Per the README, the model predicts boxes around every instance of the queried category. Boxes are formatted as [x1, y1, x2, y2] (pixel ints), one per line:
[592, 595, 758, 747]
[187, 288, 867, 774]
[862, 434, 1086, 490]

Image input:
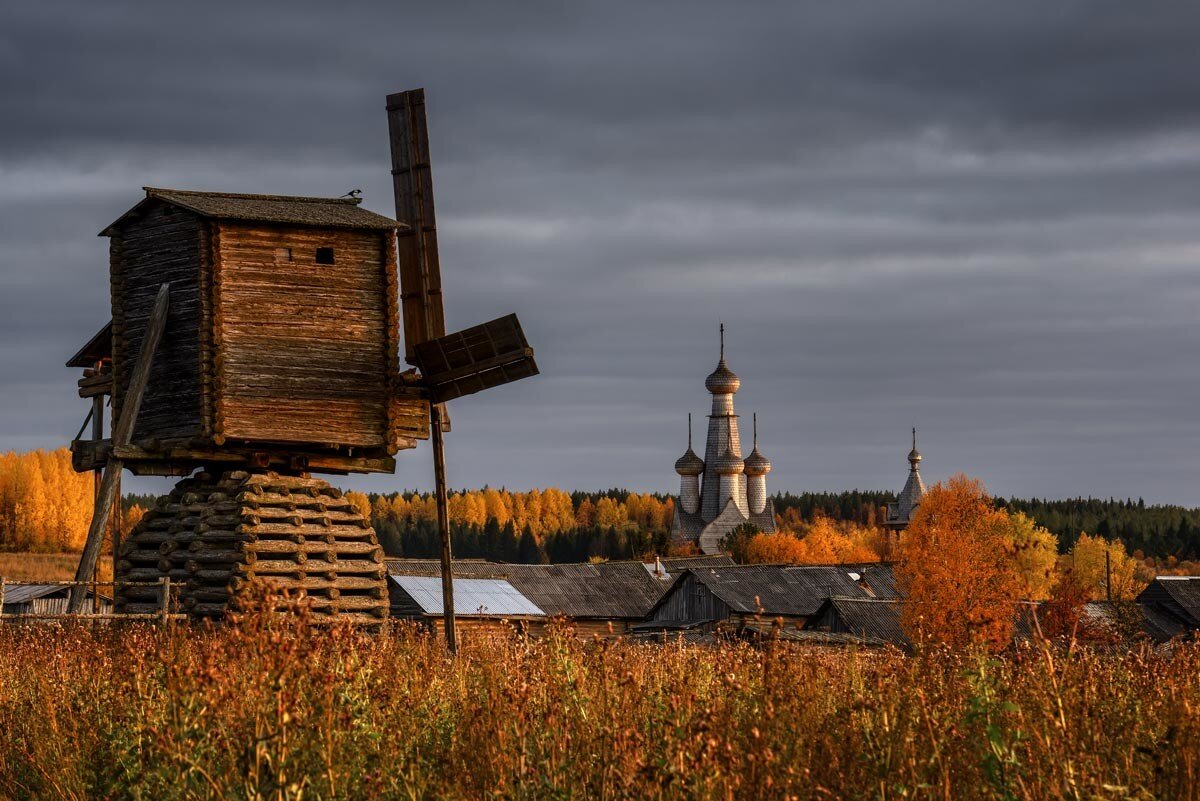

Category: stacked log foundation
[116, 470, 388, 622]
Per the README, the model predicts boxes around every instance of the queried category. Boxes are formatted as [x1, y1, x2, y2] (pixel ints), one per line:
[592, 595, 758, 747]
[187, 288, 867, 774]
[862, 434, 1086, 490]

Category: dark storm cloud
[2, 0, 1199, 502]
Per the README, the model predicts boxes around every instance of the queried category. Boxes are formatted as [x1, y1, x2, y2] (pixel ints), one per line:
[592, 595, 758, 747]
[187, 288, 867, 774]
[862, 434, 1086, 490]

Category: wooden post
[70, 283, 170, 612]
[91, 389, 104, 614]
[430, 403, 456, 653]
[1105, 549, 1112, 603]
[159, 576, 171, 625]
[0, 577, 6, 620]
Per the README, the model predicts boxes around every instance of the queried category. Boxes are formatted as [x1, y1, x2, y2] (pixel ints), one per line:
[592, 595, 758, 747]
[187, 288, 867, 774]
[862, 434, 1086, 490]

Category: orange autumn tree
[743, 531, 807, 563]
[897, 474, 1023, 650]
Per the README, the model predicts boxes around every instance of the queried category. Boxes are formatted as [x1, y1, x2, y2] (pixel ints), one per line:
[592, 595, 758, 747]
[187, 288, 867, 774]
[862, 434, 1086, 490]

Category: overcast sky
[2, 1, 1199, 503]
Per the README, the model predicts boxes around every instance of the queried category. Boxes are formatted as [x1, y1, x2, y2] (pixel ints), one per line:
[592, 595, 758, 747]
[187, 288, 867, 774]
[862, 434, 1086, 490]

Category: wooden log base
[114, 470, 389, 622]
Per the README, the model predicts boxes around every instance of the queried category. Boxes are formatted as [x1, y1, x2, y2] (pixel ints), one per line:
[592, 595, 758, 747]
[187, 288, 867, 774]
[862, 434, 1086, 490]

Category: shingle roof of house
[101, 187, 404, 235]
[389, 576, 544, 618]
[655, 555, 735, 571]
[0, 584, 109, 605]
[1, 584, 66, 605]
[1150, 577, 1200, 622]
[385, 559, 668, 619]
[818, 597, 908, 647]
[1134, 576, 1200, 642]
[661, 562, 898, 618]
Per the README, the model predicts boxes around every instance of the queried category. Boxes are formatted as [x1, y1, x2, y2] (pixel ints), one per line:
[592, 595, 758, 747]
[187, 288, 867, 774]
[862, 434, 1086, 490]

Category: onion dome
[705, 359, 740, 395]
[908, 427, 922, 467]
[744, 447, 771, 476]
[675, 448, 704, 476]
[715, 446, 745, 475]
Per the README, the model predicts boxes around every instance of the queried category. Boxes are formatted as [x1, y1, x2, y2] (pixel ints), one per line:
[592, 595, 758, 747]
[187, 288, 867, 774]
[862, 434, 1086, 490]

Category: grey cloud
[1, 0, 1198, 503]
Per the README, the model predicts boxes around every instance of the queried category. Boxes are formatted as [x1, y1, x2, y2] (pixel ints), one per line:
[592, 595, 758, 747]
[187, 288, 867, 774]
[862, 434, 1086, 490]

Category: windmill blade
[386, 88, 446, 364]
[413, 314, 538, 404]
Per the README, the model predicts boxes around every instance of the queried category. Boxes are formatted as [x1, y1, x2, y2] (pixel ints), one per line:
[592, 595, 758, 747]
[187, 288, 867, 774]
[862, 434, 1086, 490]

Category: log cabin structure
[74, 187, 428, 478]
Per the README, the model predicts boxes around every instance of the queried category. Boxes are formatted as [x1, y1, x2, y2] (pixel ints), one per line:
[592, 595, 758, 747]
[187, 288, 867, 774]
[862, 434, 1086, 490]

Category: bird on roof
[341, 189, 363, 199]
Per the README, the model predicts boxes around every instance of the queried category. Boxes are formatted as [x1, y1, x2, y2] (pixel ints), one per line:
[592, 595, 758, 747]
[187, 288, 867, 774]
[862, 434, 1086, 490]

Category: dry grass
[0, 551, 111, 583]
[0, 605, 1196, 800]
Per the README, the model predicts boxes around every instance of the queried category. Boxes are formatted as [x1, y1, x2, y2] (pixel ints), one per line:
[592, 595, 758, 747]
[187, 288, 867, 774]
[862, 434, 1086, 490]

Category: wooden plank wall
[649, 574, 730, 624]
[110, 203, 202, 443]
[214, 224, 391, 448]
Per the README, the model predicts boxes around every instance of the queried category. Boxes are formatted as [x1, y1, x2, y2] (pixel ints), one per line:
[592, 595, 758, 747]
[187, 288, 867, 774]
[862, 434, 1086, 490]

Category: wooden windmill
[66, 89, 537, 641]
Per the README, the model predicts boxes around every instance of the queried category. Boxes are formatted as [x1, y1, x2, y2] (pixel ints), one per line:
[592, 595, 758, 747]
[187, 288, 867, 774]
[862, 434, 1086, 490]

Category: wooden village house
[641, 563, 899, 635]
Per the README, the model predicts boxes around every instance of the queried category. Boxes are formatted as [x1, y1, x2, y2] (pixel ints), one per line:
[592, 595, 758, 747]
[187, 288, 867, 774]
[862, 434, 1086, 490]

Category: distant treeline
[996, 496, 1200, 560]
[121, 487, 1200, 563]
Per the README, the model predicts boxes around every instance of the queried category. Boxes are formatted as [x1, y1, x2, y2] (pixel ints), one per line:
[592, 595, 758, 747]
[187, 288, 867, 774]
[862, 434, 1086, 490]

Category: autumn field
[0, 607, 1195, 801]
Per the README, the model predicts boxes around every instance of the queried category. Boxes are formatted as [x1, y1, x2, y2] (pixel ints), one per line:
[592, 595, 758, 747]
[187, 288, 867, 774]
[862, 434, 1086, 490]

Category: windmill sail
[387, 88, 446, 363]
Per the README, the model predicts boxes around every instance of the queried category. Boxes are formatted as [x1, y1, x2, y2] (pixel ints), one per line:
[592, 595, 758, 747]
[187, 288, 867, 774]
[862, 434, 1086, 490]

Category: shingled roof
[385, 559, 668, 619]
[65, 320, 113, 367]
[101, 187, 404, 235]
[1136, 576, 1200, 641]
[662, 562, 898, 618]
[815, 597, 908, 647]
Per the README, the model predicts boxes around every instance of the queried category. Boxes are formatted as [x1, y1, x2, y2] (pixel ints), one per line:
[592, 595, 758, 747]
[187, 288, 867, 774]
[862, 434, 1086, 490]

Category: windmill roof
[101, 187, 404, 235]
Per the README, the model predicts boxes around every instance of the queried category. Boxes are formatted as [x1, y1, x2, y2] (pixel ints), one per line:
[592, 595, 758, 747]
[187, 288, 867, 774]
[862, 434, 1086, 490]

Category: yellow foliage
[1064, 532, 1145, 601]
[742, 532, 807, 563]
[1004, 511, 1059, 600]
[0, 449, 93, 552]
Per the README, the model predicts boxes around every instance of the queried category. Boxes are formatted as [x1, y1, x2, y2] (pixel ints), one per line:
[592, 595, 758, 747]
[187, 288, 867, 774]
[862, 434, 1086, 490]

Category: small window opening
[315, 247, 335, 265]
[275, 247, 292, 263]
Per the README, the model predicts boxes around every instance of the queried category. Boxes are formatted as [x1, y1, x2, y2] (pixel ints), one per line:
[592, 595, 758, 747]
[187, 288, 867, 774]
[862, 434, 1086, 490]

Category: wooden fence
[0, 577, 185, 623]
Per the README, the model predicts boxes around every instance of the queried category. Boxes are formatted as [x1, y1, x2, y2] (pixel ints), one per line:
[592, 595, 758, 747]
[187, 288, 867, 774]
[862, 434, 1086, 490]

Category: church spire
[908, 427, 922, 468]
[705, 324, 740, 395]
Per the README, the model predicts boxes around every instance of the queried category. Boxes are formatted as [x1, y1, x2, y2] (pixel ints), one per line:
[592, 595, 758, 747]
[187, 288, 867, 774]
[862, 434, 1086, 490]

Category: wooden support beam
[430, 402, 456, 653]
[70, 283, 170, 612]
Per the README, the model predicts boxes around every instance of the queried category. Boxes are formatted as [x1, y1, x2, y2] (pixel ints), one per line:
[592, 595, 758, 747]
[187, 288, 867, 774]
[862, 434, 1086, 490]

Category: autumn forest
[5, 448, 1199, 594]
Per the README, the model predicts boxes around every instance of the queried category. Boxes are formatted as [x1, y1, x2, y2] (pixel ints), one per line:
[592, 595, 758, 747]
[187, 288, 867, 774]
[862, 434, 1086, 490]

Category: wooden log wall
[110, 203, 202, 443]
[214, 223, 393, 449]
[116, 470, 388, 622]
